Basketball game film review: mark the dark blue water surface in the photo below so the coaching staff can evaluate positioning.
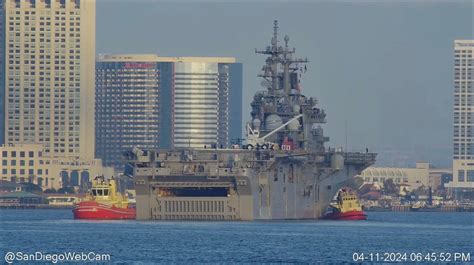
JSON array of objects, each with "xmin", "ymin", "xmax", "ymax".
[{"xmin": 0, "ymin": 210, "xmax": 472, "ymax": 264}]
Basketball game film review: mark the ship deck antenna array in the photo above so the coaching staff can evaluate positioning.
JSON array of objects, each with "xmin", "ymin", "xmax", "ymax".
[
  {"xmin": 255, "ymin": 20, "xmax": 309, "ymax": 96},
  {"xmin": 345, "ymin": 118, "xmax": 348, "ymax": 152}
]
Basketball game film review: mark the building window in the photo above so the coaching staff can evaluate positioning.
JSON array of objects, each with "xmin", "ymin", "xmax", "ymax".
[
  {"xmin": 467, "ymin": 170, "xmax": 474, "ymax": 182},
  {"xmin": 458, "ymin": 170, "xmax": 465, "ymax": 182},
  {"xmin": 11, "ymin": 160, "xmax": 16, "ymax": 166},
  {"xmin": 20, "ymin": 151, "xmax": 25, "ymax": 157},
  {"xmin": 29, "ymin": 151, "xmax": 34, "ymax": 157},
  {"xmin": 2, "ymin": 151, "xmax": 7, "ymax": 157},
  {"xmin": 2, "ymin": 160, "xmax": 7, "ymax": 166}
]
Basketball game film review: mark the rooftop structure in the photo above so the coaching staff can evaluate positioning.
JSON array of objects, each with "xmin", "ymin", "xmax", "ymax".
[
  {"xmin": 97, "ymin": 54, "xmax": 236, "ymax": 63},
  {"xmin": 358, "ymin": 162, "xmax": 451, "ymax": 191}
]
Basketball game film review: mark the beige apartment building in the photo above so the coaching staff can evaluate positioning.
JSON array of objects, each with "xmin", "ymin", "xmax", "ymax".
[
  {"xmin": 0, "ymin": 144, "xmax": 51, "ymax": 186},
  {"xmin": 0, "ymin": 1, "xmax": 113, "ymax": 190},
  {"xmin": 1, "ymin": 0, "xmax": 95, "ymax": 160},
  {"xmin": 358, "ymin": 163, "xmax": 431, "ymax": 190},
  {"xmin": 449, "ymin": 40, "xmax": 474, "ymax": 197},
  {"xmin": 0, "ymin": 144, "xmax": 113, "ymax": 190}
]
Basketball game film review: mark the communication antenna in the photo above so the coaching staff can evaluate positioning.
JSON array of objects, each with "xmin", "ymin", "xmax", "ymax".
[{"xmin": 345, "ymin": 118, "xmax": 348, "ymax": 152}]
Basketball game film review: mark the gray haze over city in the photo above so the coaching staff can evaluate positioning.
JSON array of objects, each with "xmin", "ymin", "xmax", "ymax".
[{"xmin": 96, "ymin": 0, "xmax": 473, "ymax": 168}]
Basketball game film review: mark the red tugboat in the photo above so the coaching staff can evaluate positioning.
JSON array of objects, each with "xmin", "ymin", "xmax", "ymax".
[
  {"xmin": 73, "ymin": 176, "xmax": 136, "ymax": 220},
  {"xmin": 323, "ymin": 188, "xmax": 367, "ymax": 220}
]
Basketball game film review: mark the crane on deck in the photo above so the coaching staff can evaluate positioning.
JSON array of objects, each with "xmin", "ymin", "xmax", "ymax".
[{"xmin": 244, "ymin": 114, "xmax": 303, "ymax": 150}]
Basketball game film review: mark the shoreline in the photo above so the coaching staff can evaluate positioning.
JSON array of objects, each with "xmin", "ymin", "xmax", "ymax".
[
  {"xmin": 2, "ymin": 205, "xmax": 473, "ymax": 213},
  {"xmin": 365, "ymin": 206, "xmax": 474, "ymax": 212},
  {"xmin": 0, "ymin": 204, "xmax": 73, "ymax": 209}
]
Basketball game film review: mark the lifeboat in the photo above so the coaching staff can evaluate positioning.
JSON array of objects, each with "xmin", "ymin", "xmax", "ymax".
[
  {"xmin": 73, "ymin": 176, "xmax": 136, "ymax": 220},
  {"xmin": 323, "ymin": 188, "xmax": 367, "ymax": 220}
]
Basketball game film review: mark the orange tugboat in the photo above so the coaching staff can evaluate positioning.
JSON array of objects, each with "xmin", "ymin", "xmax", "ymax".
[
  {"xmin": 323, "ymin": 188, "xmax": 367, "ymax": 220},
  {"xmin": 73, "ymin": 176, "xmax": 136, "ymax": 220}
]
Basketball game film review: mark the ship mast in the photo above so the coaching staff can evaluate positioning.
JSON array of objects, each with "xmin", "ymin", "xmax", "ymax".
[{"xmin": 255, "ymin": 20, "xmax": 309, "ymax": 96}]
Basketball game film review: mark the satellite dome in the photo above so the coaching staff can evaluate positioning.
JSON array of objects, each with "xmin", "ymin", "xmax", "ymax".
[
  {"xmin": 265, "ymin": 114, "xmax": 283, "ymax": 131},
  {"xmin": 252, "ymin": 119, "xmax": 261, "ymax": 129},
  {"xmin": 287, "ymin": 119, "xmax": 300, "ymax": 131},
  {"xmin": 292, "ymin": 104, "xmax": 301, "ymax": 113}
]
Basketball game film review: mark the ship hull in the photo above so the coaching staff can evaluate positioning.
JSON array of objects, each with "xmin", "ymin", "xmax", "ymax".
[
  {"xmin": 323, "ymin": 210, "xmax": 367, "ymax": 220},
  {"xmin": 250, "ymin": 162, "xmax": 367, "ymax": 220},
  {"xmin": 131, "ymin": 149, "xmax": 375, "ymax": 221},
  {"xmin": 73, "ymin": 201, "xmax": 136, "ymax": 220}
]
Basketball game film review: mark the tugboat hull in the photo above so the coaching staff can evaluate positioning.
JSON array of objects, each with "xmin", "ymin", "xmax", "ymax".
[
  {"xmin": 323, "ymin": 210, "xmax": 367, "ymax": 221},
  {"xmin": 73, "ymin": 201, "xmax": 136, "ymax": 220}
]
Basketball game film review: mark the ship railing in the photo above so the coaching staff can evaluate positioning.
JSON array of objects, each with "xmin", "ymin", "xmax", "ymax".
[
  {"xmin": 152, "ymin": 182, "xmax": 234, "ymax": 188},
  {"xmin": 192, "ymin": 153, "xmax": 219, "ymax": 161},
  {"xmin": 344, "ymin": 152, "xmax": 377, "ymax": 164},
  {"xmin": 134, "ymin": 167, "xmax": 172, "ymax": 176},
  {"xmin": 175, "ymin": 171, "xmax": 209, "ymax": 176}
]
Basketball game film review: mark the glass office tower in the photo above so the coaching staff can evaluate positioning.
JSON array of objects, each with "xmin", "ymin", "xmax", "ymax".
[{"xmin": 96, "ymin": 55, "xmax": 242, "ymax": 169}]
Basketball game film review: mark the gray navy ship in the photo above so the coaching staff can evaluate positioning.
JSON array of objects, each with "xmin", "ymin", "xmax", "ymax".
[{"xmin": 124, "ymin": 21, "xmax": 376, "ymax": 220}]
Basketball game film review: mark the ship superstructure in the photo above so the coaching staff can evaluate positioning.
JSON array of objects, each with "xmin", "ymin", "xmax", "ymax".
[{"xmin": 124, "ymin": 21, "xmax": 376, "ymax": 220}]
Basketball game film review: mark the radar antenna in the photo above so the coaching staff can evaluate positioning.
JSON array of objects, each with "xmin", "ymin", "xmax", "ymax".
[{"xmin": 255, "ymin": 20, "xmax": 309, "ymax": 96}]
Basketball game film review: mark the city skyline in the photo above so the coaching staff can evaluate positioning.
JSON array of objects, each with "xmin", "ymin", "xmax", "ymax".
[
  {"xmin": 0, "ymin": 0, "xmax": 472, "ymax": 169},
  {"xmin": 95, "ymin": 1, "xmax": 472, "ymax": 168},
  {"xmin": 0, "ymin": 3, "xmax": 472, "ymax": 263}
]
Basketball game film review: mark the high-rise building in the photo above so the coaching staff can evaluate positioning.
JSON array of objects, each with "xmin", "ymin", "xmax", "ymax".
[
  {"xmin": 449, "ymin": 40, "xmax": 474, "ymax": 197},
  {"xmin": 96, "ymin": 55, "xmax": 243, "ymax": 169},
  {"xmin": 173, "ymin": 60, "xmax": 242, "ymax": 149},
  {"xmin": 0, "ymin": 1, "xmax": 113, "ymax": 190},
  {"xmin": 95, "ymin": 59, "xmax": 172, "ymax": 168},
  {"xmin": 1, "ymin": 2, "xmax": 6, "ymax": 145},
  {"xmin": 1, "ymin": 0, "xmax": 96, "ymax": 160}
]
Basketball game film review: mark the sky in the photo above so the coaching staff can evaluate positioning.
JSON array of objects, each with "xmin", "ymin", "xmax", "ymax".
[{"xmin": 96, "ymin": 0, "xmax": 473, "ymax": 168}]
